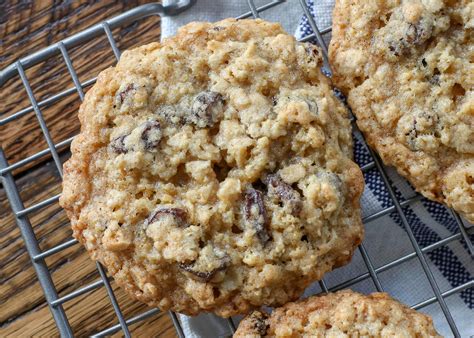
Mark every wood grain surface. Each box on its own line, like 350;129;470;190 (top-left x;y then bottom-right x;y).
1;1;179;336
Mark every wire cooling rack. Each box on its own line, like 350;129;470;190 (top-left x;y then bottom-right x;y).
1;0;473;337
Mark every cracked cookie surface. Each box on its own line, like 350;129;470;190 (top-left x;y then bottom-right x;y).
234;290;441;337
60;18;364;316
329;0;474;222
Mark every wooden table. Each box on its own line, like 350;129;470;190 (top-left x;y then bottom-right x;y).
1;1;177;336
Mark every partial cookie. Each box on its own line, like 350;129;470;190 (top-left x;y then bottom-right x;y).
234;290;441;337
329;0;474;222
60;18;364;316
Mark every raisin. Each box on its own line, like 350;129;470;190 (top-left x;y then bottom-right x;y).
388;19;433;57
190;91;224;128
243;188;270;245
110;135;128;154
147;207;188;227
141;120;162;150
118;84;135;103
264;174;302;216
178;256;229;282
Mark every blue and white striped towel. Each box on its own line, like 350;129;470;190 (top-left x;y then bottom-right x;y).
162;1;473;336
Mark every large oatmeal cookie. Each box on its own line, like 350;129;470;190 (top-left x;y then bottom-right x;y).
329;0;474;222
60;18;364;316
234;290;441;337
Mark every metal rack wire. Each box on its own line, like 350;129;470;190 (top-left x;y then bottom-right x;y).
0;0;472;337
